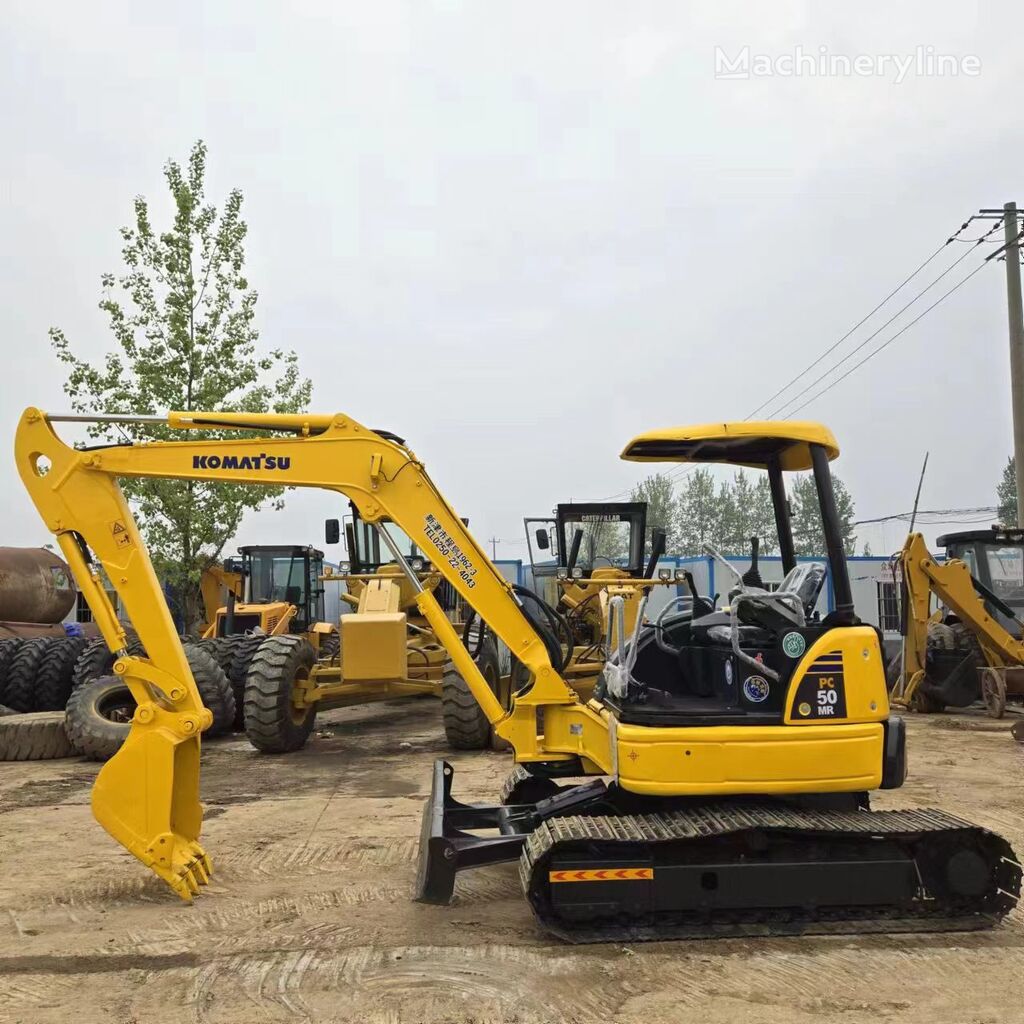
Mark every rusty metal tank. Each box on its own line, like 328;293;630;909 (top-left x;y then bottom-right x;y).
0;547;76;624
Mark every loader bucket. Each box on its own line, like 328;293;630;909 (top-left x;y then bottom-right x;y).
918;652;980;710
91;716;211;901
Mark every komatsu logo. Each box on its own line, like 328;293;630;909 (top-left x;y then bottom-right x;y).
192;453;291;471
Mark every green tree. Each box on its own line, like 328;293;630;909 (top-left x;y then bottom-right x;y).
752;475;780;555
998;456;1017;525
675;468;723;555
630;472;677;549
50;141;312;631
789;474;857;556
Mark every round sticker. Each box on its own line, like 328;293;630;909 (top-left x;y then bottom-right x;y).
724;661;733;687
743;675;770;703
798;701;812;717
782;632;806;659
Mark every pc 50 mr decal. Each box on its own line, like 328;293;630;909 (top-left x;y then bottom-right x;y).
791;650;847;720
192;454;291;471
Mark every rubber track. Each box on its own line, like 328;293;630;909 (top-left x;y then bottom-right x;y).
521;803;1022;942
0;712;74;761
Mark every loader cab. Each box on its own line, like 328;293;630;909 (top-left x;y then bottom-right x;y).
238;544;326;633
939;528;1024;636
608;423;866;729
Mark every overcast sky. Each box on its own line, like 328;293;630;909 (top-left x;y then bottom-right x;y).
2;1;1022;568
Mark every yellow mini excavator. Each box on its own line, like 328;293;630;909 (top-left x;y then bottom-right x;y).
15;409;1020;936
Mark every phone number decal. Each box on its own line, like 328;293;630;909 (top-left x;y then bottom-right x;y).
424;514;478;589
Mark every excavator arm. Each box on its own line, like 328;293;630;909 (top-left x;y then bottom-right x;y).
893;532;1024;705
15;408;608;899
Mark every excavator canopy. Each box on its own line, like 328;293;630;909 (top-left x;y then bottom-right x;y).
620;421;839;472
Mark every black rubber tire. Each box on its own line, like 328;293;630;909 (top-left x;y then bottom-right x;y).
65;675;137;761
243;635;317;753
35;637;88;711
0;638;25;705
4;638;56;712
225;634;265;723
71;631;145;691
442;636;501;750
182;643;236;737
0;711;74;761
319;633;340;661
64;648;236;761
197;635;238;675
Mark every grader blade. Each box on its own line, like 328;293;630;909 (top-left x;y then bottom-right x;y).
91;711;211;901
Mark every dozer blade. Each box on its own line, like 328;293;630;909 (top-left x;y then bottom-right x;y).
91;721;211;901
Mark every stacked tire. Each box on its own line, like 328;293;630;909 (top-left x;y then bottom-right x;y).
65;639;236;761
0;635;86;761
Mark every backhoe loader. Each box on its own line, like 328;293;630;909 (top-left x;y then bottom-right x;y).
890;527;1024;717
15;409;1019;936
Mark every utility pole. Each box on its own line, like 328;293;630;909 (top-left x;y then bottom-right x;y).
1003;202;1024;526
488;536;499;559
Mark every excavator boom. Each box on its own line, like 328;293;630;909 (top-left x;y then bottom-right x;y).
15;407;595;898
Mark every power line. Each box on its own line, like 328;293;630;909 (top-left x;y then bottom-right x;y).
768;222;1003;419
783;258;991;417
745;239;952;421
588;215;1005;503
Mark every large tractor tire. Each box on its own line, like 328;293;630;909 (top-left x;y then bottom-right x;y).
0;711;74;761
65;676;136;760
4;638;56;713
65;647;235;761
319;632;340;661
243;635;317;754
442;635;502;750
0;638;24;705
35;637;88;712
196;635;239;675
182;644;236;737
71;632;145;691
228;634;267;727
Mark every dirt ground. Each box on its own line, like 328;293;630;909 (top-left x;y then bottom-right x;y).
1;703;1023;1024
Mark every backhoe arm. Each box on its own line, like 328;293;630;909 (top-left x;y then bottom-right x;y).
15;408;608;899
894;532;1024;703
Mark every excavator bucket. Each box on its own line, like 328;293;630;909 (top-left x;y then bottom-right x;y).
91;711;211;901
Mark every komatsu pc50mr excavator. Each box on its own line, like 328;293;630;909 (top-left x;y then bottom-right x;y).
15;409;1020;940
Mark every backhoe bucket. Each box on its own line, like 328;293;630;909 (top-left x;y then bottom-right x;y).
91;719;211;901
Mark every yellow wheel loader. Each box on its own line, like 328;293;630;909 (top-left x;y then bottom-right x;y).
890;527;1024;717
15;409;1020;934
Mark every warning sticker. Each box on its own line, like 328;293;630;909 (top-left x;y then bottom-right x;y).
110;520;131;548
549;868;653;883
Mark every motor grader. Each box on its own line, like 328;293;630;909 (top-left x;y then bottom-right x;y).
890;526;1024;718
15;408;1019;938
523;501;699;701
328;503;503;749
